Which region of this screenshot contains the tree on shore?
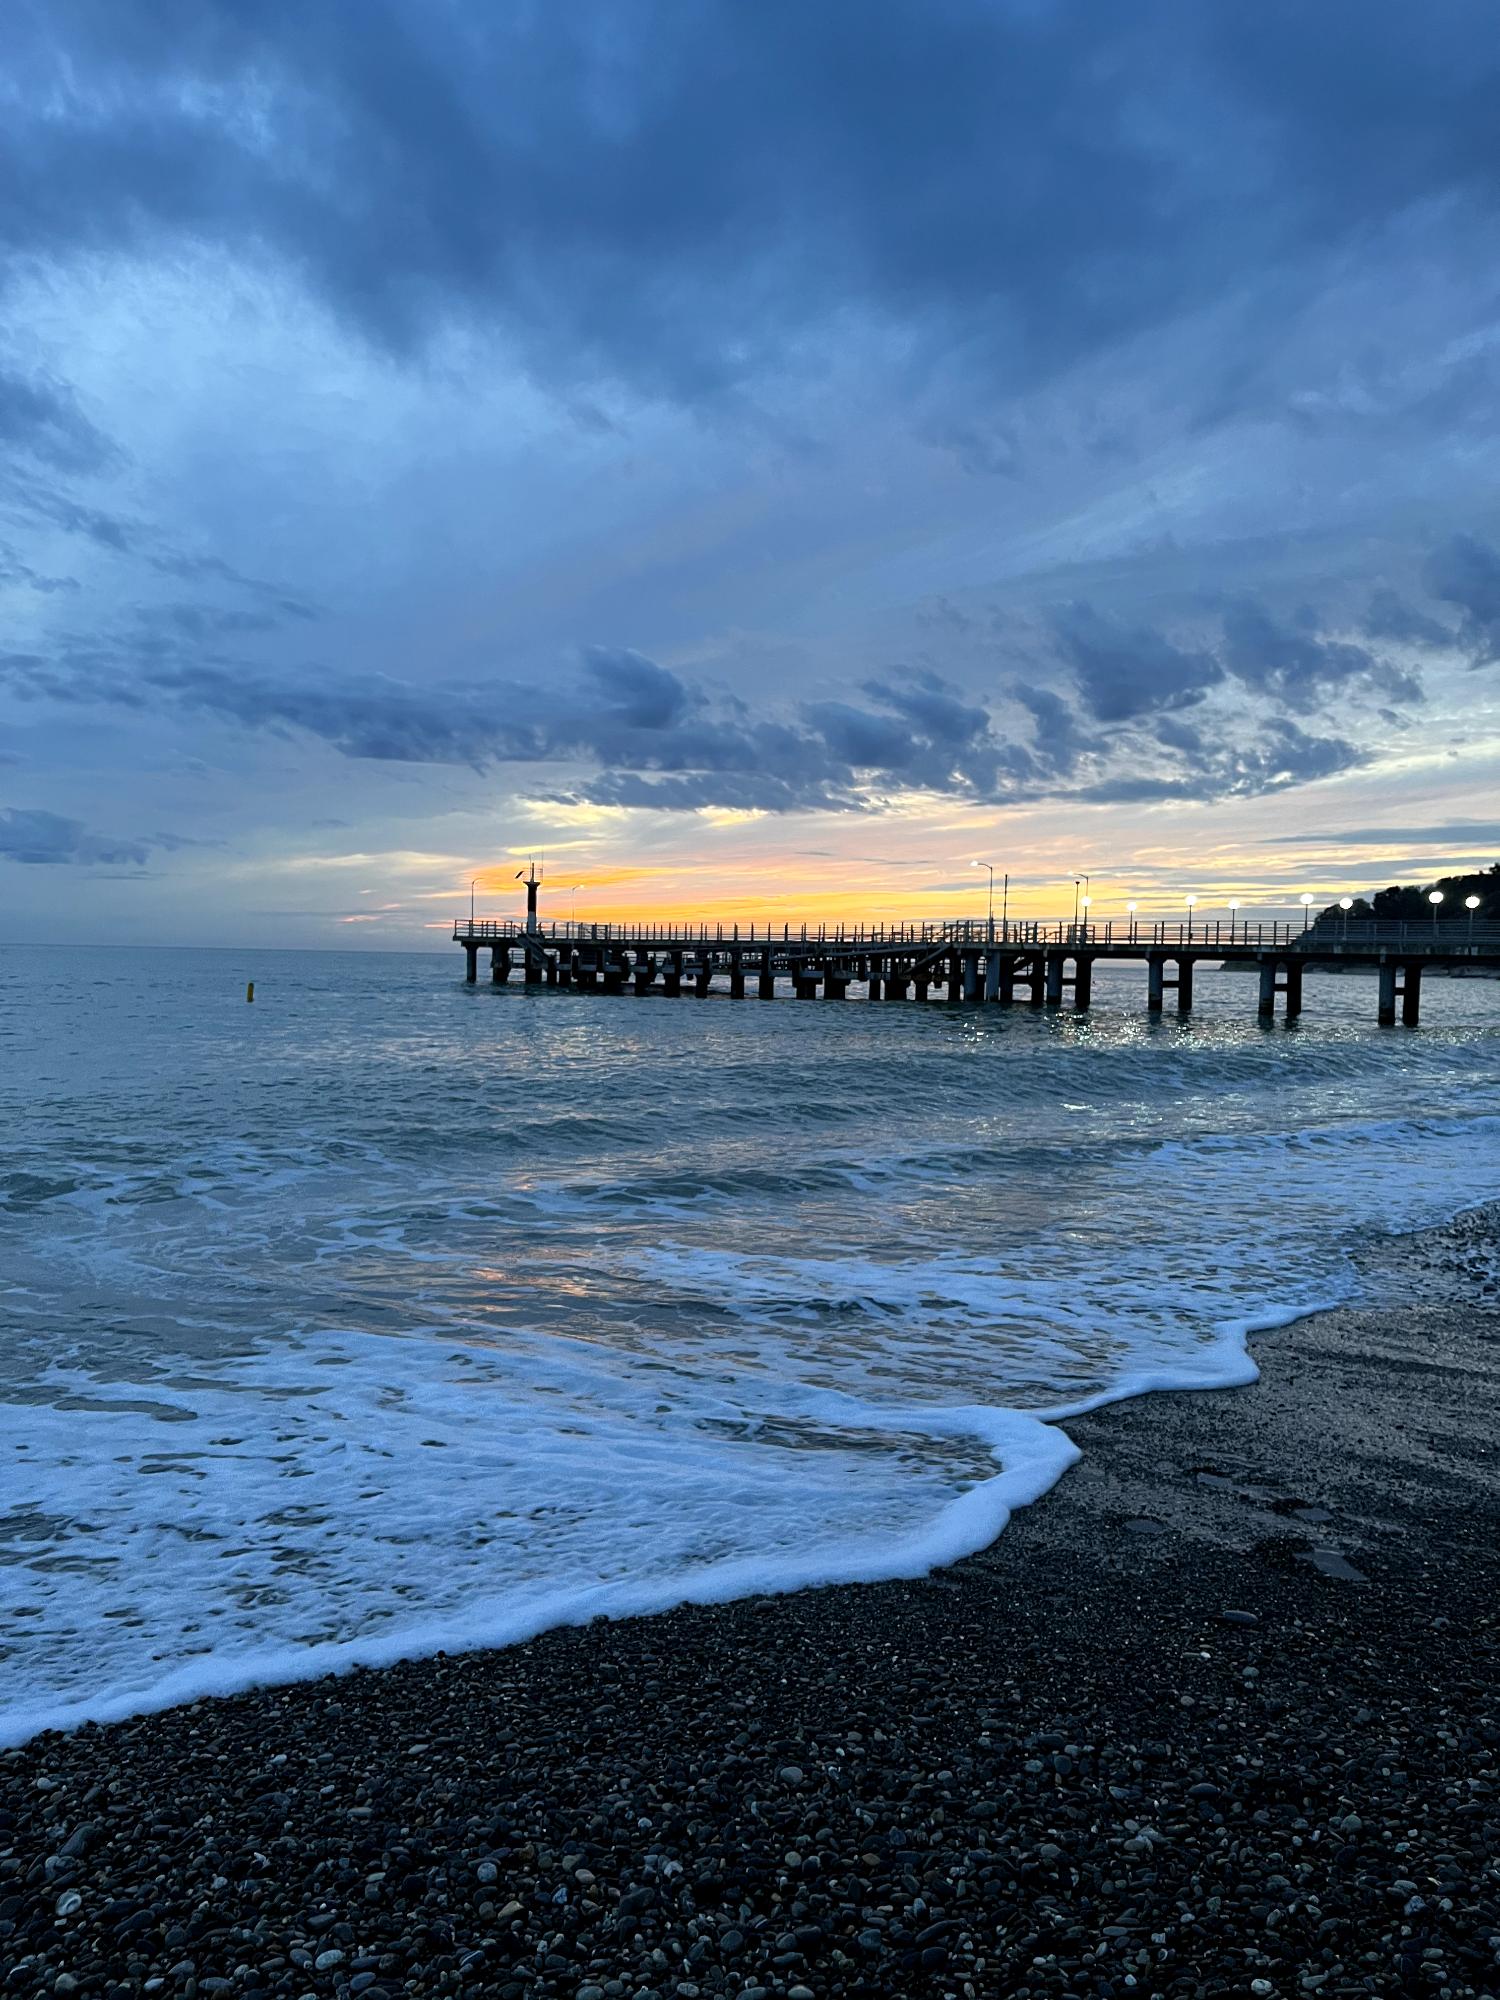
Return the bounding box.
[1315,862,1499,926]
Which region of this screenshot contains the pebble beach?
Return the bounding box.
[3,1210,1498,1999]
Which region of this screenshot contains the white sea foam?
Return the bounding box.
[1,947,1497,1741]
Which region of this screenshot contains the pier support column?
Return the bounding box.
[1283,961,1302,1020]
[633,949,656,994]
[1147,954,1165,1013]
[984,951,1001,1003]
[867,969,883,1000]
[824,968,848,998]
[1044,953,1065,1007]
[793,967,818,999]
[664,952,683,996]
[491,947,511,984]
[729,952,745,998]
[694,961,713,998]
[946,954,962,1003]
[1175,957,1193,1015]
[758,946,774,999]
[1027,957,1044,1007]
[524,943,543,988]
[1402,962,1421,1026]
[464,944,478,984]
[544,954,558,987]
[1074,956,1093,1010]
[912,970,930,1003]
[1259,959,1278,1019]
[600,954,624,995]
[556,956,572,988]
[1378,963,1397,1026]
[962,952,982,1004]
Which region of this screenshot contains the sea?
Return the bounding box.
[3,943,1499,1743]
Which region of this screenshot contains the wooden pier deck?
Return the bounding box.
[454,914,1500,1024]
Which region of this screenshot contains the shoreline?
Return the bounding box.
[4,1211,1498,1995]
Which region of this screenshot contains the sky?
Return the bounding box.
[3,0,1499,948]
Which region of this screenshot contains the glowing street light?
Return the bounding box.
[1298,892,1315,938]
[571,883,582,925]
[1338,894,1353,942]
[1127,899,1138,941]
[1079,892,1091,939]
[1429,888,1444,934]
[1467,892,1482,940]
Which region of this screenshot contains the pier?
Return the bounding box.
[453,905,1500,1026]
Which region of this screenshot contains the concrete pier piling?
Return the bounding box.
[456,912,1497,1022]
[1258,957,1303,1021]
[1377,960,1422,1027]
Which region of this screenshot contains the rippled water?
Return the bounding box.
[3,943,1498,1739]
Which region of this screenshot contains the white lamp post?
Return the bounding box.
[470,877,477,929]
[1466,892,1482,940]
[1185,893,1197,940]
[971,860,995,940]
[1428,888,1444,934]
[1127,900,1138,942]
[1338,895,1353,942]
[1228,898,1240,943]
[1079,893,1091,941]
[1298,892,1315,940]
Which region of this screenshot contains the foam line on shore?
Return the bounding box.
[0,1393,1079,1747]
[0,1291,1346,1749]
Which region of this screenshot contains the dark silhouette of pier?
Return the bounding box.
[453,904,1500,1026]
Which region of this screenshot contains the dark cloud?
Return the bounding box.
[3,2,1497,425]
[1219,598,1423,709]
[1008,683,1098,779]
[0,542,78,594]
[1076,718,1365,804]
[0,806,150,866]
[581,646,696,730]
[0,470,137,552]
[1,621,1357,814]
[1051,601,1222,722]
[0,368,116,474]
[136,602,280,639]
[1421,533,1500,664]
[1361,587,1453,648]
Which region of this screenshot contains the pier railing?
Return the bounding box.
[454,914,1500,954]
[1303,918,1500,949]
[453,916,1306,948]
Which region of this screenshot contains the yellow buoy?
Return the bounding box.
[246,981,255,1003]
